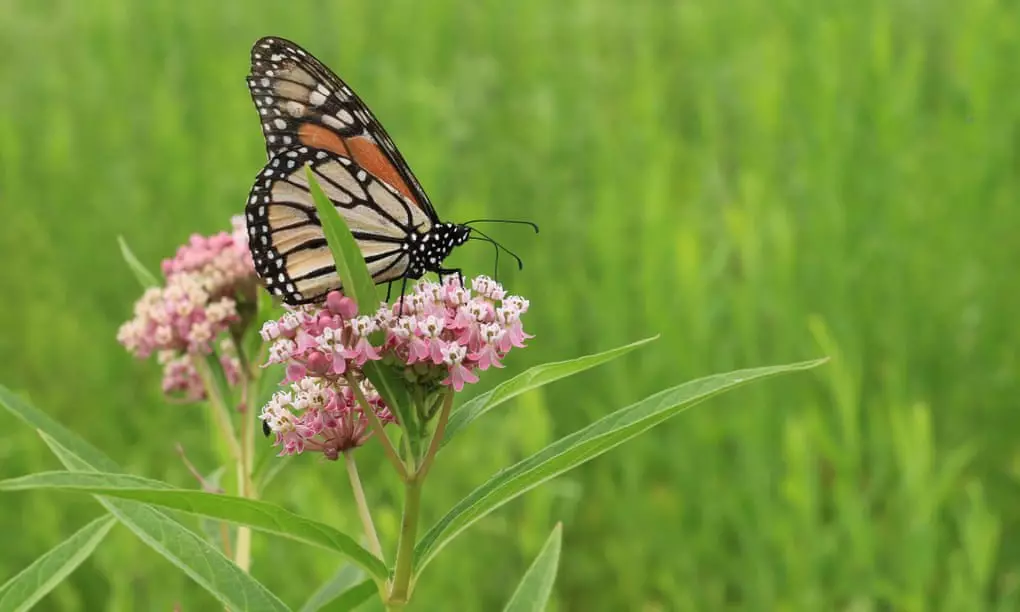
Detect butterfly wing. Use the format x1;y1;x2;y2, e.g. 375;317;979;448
247;36;439;223
246;145;433;305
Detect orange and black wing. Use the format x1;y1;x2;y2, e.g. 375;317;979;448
246;36;439;223
245;145;433;305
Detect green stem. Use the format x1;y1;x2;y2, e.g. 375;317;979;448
345;372;408;480
388;476;422;606
232;338;260;572
345;451;385;563
386;390;453;606
193;356;242;463
416;391;453;481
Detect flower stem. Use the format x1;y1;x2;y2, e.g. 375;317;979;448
233;341;260;573
193;356;242;463
386;391;453;606
387;476;422;606
416;391;453;481
344;451;385;563
345;372;408;480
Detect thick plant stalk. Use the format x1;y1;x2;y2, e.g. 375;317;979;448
387;392;453;607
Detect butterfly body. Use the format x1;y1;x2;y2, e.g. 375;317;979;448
243;36;470;305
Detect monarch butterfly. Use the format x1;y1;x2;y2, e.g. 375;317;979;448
243;36;533;305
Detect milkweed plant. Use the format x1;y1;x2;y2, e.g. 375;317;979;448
0;172;825;611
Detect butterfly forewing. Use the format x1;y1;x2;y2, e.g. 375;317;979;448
247;36;439;222
246;146;432;304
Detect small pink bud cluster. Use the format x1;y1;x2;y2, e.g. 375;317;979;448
158;341;241;401
260;276;530;456
117;216;256;400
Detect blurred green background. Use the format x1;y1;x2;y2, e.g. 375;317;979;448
2;0;1018;609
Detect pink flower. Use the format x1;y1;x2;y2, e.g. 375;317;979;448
441;344;479;391
118;216;257;402
259;276;530;458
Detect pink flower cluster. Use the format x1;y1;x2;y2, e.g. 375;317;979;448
260;276;530;457
117;216;256;400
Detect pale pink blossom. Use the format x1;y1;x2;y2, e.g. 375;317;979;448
259;275;530;457
118;216;257;402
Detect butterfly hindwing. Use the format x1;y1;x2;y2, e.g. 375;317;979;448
246;145;434;305
247;36;439;222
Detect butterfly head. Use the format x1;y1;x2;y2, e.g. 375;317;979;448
405;223;471;279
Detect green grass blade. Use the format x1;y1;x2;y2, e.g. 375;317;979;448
38;434;290;612
501;523;562;612
305;165;378;314
0;515;116;612
441;336;659;449
415;358;828;573
117;235;160;288
298;565;371;612
0;471;388;582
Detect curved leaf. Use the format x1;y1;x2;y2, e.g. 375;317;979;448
502;523;562;612
38;435;291;612
298;565;373;612
442;336;659;448
117;235;160;288
0;515;116;612
415;358;827;572
0;387;290;611
0;471;387;581
305;166;378;313
0;384;117;471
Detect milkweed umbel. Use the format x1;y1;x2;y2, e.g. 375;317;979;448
243;36;535;306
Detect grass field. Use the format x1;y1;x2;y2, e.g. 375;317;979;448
2;0;1019;609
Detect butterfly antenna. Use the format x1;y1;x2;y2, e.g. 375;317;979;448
468;228;525;271
462;219;540;233
468;235;501;280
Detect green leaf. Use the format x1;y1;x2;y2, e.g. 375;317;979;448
442;336;659;449
305;165;378;314
415;358;828;572
0;515;116;612
502;523;562;612
298;566;373;612
256;454;292;492
0;471;388;582
362;361;416;439
38;434;291;612
1;383;287;608
0;385;118;472
320;580;375;611
117;235;160;288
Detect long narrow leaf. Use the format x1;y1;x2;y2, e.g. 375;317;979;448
305;167;415;438
0;515;116;612
0;471;387;581
305;166;378;314
502;523;562;612
442;336;658;448
298;566;370;612
117;235;160;288
39;434;291;612
0;386;290;610
415;358;827;572
0;385;117;471
320;580;375;611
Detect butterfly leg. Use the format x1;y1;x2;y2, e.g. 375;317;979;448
386;281;394;302
437;268;465;288
397;275;410;316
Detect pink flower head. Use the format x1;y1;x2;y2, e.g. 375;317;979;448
118;216;257;402
259;278;530;458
